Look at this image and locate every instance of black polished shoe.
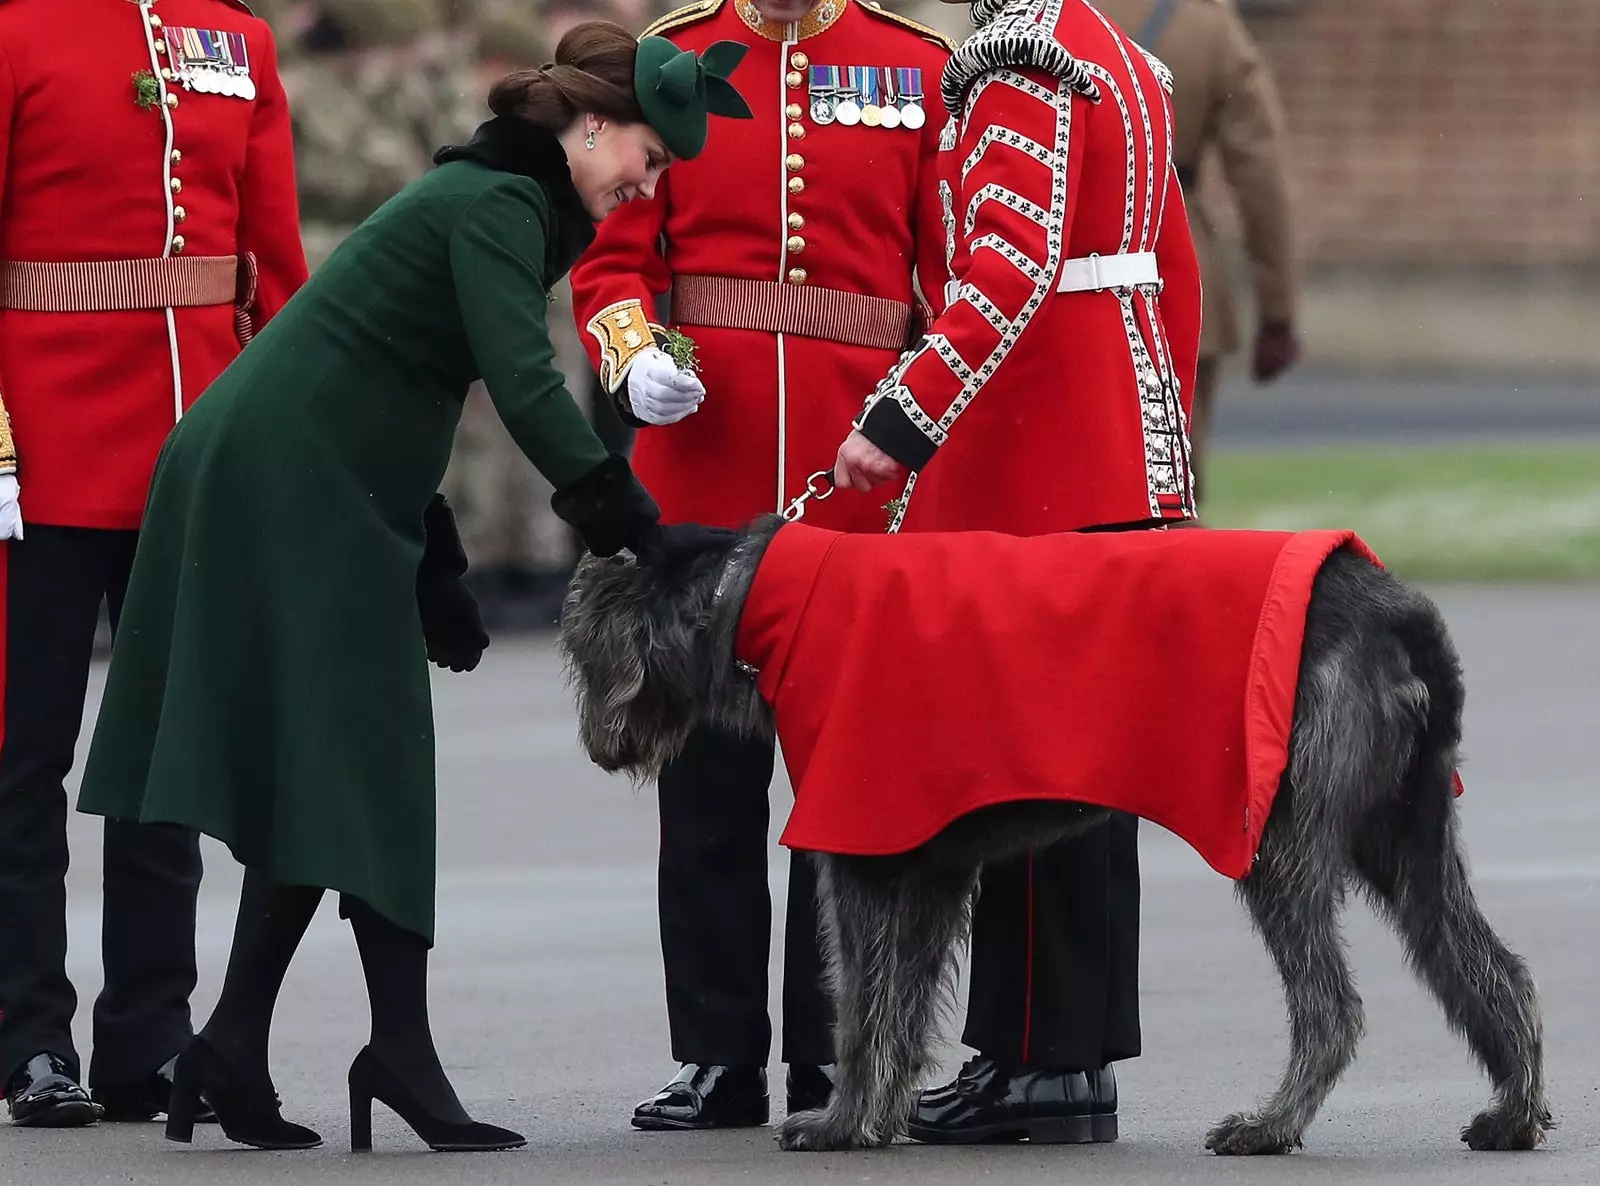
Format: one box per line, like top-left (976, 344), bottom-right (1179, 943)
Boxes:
top-left (5, 1053), bottom-right (99, 1128)
top-left (631, 1063), bottom-right (769, 1131)
top-left (166, 1036), bottom-right (320, 1150)
top-left (907, 1056), bottom-right (1118, 1144)
top-left (785, 1063), bottom-right (835, 1113)
top-left (349, 1046), bottom-right (525, 1152)
top-left (93, 1054), bottom-right (218, 1123)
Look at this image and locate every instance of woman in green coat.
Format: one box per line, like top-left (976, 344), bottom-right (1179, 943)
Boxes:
top-left (76, 22), bottom-right (750, 1154)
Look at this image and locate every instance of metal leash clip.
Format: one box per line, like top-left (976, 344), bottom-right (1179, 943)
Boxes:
top-left (781, 469), bottom-right (837, 522)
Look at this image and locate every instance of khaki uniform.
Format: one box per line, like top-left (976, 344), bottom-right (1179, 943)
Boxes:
top-left (1089, 0), bottom-right (1296, 491)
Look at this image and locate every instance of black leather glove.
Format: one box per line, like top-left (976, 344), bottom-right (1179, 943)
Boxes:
top-left (551, 454), bottom-right (662, 558)
top-left (416, 494), bottom-right (489, 673)
top-left (631, 523), bottom-right (742, 569)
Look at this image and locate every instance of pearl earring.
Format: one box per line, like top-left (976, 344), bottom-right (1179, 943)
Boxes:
top-left (585, 129), bottom-right (597, 150)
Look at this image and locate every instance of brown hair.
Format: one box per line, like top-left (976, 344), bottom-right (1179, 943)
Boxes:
top-left (487, 22), bottom-right (646, 132)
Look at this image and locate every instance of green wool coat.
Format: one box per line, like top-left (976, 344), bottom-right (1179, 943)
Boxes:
top-left (76, 119), bottom-right (609, 943)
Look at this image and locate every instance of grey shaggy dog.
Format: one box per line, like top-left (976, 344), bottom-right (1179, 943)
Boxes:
top-left (559, 514), bottom-right (1552, 1156)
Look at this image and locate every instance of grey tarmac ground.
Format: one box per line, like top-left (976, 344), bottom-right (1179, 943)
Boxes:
top-left (2, 579), bottom-right (1597, 1185)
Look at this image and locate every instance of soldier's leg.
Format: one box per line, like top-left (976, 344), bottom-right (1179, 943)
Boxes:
top-left (634, 725), bottom-right (775, 1129)
top-left (89, 529), bottom-right (204, 1093)
top-left (780, 850), bottom-right (836, 1095)
top-left (1187, 356), bottom-right (1222, 506)
top-left (912, 815), bottom-right (1138, 1144)
top-left (0, 528), bottom-right (110, 1089)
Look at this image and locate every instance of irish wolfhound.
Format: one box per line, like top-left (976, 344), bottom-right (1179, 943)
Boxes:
top-left (558, 514), bottom-right (1550, 1156)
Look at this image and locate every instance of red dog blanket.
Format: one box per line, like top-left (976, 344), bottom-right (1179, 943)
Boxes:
top-left (735, 522), bottom-right (1413, 879)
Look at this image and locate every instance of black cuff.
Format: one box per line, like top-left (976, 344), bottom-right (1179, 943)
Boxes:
top-left (419, 493), bottom-right (469, 582)
top-left (550, 454), bottom-right (662, 558)
top-left (859, 398), bottom-right (939, 472)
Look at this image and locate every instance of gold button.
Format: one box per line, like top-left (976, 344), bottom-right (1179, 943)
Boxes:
top-left (788, 122), bottom-right (805, 140)
top-left (787, 235), bottom-right (806, 254)
top-left (787, 268), bottom-right (807, 285)
top-left (790, 52), bottom-right (809, 70)
top-left (164, 93), bottom-right (179, 109)
top-left (786, 70), bottom-right (803, 88)
top-left (161, 68), bottom-right (175, 82)
top-left (173, 205), bottom-right (187, 222)
top-left (171, 235), bottom-right (186, 253)
top-left (788, 212), bottom-right (805, 231)
top-left (786, 103), bottom-right (803, 120)
top-left (788, 177), bottom-right (805, 194)
top-left (170, 177), bottom-right (183, 193)
top-left (154, 39), bottom-right (167, 55)
top-left (785, 153), bottom-right (804, 172)
top-left (148, 13), bottom-right (163, 28)
top-left (170, 149), bottom-right (182, 165)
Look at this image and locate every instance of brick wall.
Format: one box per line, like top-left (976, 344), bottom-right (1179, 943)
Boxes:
top-left (1242, 0), bottom-right (1600, 269)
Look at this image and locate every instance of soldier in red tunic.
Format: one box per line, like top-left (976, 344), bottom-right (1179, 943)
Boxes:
top-left (832, 0), bottom-right (1203, 1145)
top-left (569, 0), bottom-right (952, 1130)
top-left (0, 0), bottom-right (306, 1126)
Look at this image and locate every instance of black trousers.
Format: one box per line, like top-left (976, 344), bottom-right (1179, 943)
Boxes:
top-left (0, 526), bottom-right (202, 1089)
top-left (655, 724), bottom-right (834, 1067)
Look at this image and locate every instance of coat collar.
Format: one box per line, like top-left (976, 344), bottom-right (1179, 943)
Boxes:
top-left (732, 0), bottom-right (847, 42)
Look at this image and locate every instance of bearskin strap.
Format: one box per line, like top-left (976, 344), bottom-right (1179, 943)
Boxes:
top-left (941, 3), bottom-right (1101, 115)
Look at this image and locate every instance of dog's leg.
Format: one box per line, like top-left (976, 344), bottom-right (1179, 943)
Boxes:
top-left (1206, 788), bottom-right (1364, 1156)
top-left (1353, 776), bottom-right (1552, 1151)
top-left (779, 855), bottom-right (975, 1152)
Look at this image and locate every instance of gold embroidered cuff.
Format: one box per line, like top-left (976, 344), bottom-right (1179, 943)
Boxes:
top-left (0, 393), bottom-right (15, 473)
top-left (586, 299), bottom-right (663, 392)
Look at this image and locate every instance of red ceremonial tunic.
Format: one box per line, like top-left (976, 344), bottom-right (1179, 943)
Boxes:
top-left (735, 523), bottom-right (1381, 879)
top-left (0, 0), bottom-right (306, 528)
top-left (856, 0), bottom-right (1203, 534)
top-left (569, 0), bottom-right (952, 532)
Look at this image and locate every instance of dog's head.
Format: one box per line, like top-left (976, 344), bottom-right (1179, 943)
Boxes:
top-left (558, 516), bottom-right (782, 782)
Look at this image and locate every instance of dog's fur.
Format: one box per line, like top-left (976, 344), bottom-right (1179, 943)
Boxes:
top-left (559, 514), bottom-right (1551, 1155)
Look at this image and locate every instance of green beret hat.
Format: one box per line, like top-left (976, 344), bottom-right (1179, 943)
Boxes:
top-left (634, 37), bottom-right (753, 161)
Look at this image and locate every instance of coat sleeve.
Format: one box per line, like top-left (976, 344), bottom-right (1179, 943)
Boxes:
top-left (450, 180), bottom-right (611, 491)
top-left (1154, 163), bottom-right (1201, 418)
top-left (566, 172), bottom-right (673, 394)
top-left (1211, 5), bottom-right (1295, 328)
top-left (236, 23), bottom-right (309, 328)
top-left (0, 43), bottom-right (14, 475)
top-left (857, 67), bottom-right (1085, 472)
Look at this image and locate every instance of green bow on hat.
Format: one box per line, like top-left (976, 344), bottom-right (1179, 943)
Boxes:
top-left (635, 37), bottom-right (754, 161)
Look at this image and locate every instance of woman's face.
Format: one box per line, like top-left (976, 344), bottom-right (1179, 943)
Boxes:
top-left (572, 118), bottom-right (674, 221)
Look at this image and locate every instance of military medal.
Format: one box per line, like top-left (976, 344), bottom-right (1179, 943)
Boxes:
top-left (809, 65), bottom-right (840, 126)
top-left (833, 66), bottom-right (862, 127)
top-left (855, 67), bottom-right (883, 128)
top-left (877, 68), bottom-right (902, 130)
top-left (169, 26), bottom-right (256, 100)
top-left (896, 67), bottom-right (927, 130)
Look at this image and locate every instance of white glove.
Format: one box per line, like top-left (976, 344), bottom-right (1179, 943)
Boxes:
top-left (626, 347), bottom-right (705, 426)
top-left (0, 473), bottom-right (21, 542)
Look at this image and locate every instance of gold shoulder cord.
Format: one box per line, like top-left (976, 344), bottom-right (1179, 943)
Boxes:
top-left (857, 3), bottom-right (957, 51)
top-left (640, 0), bottom-right (726, 40)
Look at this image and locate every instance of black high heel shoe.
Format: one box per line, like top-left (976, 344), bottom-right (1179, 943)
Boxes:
top-left (165, 1036), bottom-right (321, 1150)
top-left (348, 1046), bottom-right (526, 1153)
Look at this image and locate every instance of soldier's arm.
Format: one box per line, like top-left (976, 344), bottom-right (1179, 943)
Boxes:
top-left (857, 67), bottom-right (1086, 472)
top-left (910, 78), bottom-right (953, 326)
top-left (0, 43), bottom-right (15, 476)
top-left (567, 173), bottom-right (674, 396)
top-left (236, 23), bottom-right (309, 326)
top-left (1154, 162), bottom-right (1203, 418)
top-left (1211, 6), bottom-right (1295, 330)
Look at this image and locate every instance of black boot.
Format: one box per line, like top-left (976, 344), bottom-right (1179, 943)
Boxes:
top-left (908, 1056), bottom-right (1118, 1144)
top-left (92, 1052), bottom-right (217, 1123)
top-left (784, 1064), bottom-right (835, 1113)
top-left (632, 1063), bottom-right (769, 1130)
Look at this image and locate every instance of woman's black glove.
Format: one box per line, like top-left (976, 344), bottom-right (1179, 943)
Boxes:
top-left (552, 454), bottom-right (662, 558)
top-left (416, 494), bottom-right (489, 673)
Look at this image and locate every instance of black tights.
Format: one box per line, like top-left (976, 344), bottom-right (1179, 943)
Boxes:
top-left (199, 870), bottom-right (467, 1123)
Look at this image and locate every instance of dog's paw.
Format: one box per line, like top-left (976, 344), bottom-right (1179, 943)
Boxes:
top-left (778, 1109), bottom-right (878, 1152)
top-left (1205, 1112), bottom-right (1303, 1156)
top-left (1460, 1105), bottom-right (1553, 1152)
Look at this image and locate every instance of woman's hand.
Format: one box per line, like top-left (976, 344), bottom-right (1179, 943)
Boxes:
top-left (834, 430), bottom-right (905, 493)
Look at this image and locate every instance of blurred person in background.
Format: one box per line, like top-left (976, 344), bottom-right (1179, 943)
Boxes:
top-left (0, 0), bottom-right (305, 1128)
top-left (570, 0), bottom-right (953, 1133)
top-left (1097, 0), bottom-right (1300, 504)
